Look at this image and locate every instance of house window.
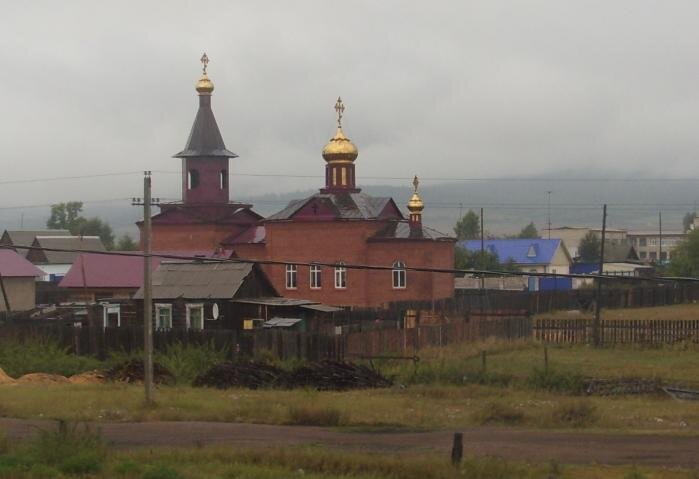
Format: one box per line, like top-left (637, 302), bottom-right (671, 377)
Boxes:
top-left (219, 169), bottom-right (228, 189)
top-left (155, 304), bottom-right (172, 330)
top-left (103, 304), bottom-right (120, 329)
top-left (285, 264), bottom-right (297, 289)
top-left (639, 238), bottom-right (647, 247)
top-left (392, 261), bottom-right (406, 289)
top-left (334, 262), bottom-right (347, 289)
top-left (186, 303), bottom-right (204, 330)
top-left (187, 169), bottom-right (199, 189)
top-left (310, 264), bottom-right (322, 289)
top-left (649, 238), bottom-right (657, 246)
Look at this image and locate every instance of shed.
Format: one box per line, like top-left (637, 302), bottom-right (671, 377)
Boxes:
top-left (26, 236), bottom-right (106, 282)
top-left (133, 261), bottom-right (277, 330)
top-left (0, 249), bottom-right (45, 312)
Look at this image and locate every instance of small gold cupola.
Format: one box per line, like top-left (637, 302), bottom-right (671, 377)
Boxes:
top-left (320, 97), bottom-right (361, 193)
top-left (407, 176), bottom-right (424, 235)
top-left (195, 53), bottom-right (214, 95)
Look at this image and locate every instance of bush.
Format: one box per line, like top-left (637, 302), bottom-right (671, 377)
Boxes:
top-left (526, 368), bottom-right (586, 394)
top-left (549, 400), bottom-right (597, 428)
top-left (287, 405), bottom-right (344, 426)
top-left (472, 401), bottom-right (525, 425)
top-left (155, 341), bottom-right (228, 385)
top-left (0, 336), bottom-right (102, 377)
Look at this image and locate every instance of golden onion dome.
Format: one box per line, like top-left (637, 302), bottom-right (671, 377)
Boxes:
top-left (322, 127), bottom-right (359, 163)
top-left (407, 176), bottom-right (424, 213)
top-left (196, 73), bottom-right (214, 94)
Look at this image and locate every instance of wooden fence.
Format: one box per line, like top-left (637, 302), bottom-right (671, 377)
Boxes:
top-left (0, 314), bottom-right (532, 361)
top-left (533, 318), bottom-right (699, 345)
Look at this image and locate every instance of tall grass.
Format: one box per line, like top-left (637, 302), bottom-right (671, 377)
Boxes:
top-left (0, 336), bottom-right (102, 378)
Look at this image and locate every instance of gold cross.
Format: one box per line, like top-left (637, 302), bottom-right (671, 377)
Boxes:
top-left (334, 97), bottom-right (345, 127)
top-left (413, 175), bottom-right (419, 193)
top-left (200, 53), bottom-right (209, 74)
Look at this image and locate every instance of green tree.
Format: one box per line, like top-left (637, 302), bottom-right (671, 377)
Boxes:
top-left (682, 212), bottom-right (695, 233)
top-left (668, 229), bottom-right (699, 277)
top-left (455, 247), bottom-right (519, 272)
top-left (578, 231), bottom-right (601, 263)
top-left (454, 210), bottom-right (480, 240)
top-left (46, 201), bottom-right (83, 230)
top-left (115, 234), bottom-right (138, 251)
top-left (517, 222), bottom-right (540, 239)
top-left (46, 202), bottom-right (115, 250)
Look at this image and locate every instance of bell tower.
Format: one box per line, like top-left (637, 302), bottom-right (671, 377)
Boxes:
top-left (320, 97), bottom-right (360, 193)
top-left (173, 53), bottom-right (237, 204)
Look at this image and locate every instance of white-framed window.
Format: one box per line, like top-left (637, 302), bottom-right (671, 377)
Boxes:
top-left (334, 262), bottom-right (347, 289)
top-left (310, 264), bottom-right (322, 289)
top-left (155, 303), bottom-right (173, 330)
top-left (285, 264), bottom-right (297, 289)
top-left (102, 304), bottom-right (121, 329)
top-left (186, 303), bottom-right (204, 330)
top-left (392, 261), bottom-right (406, 289)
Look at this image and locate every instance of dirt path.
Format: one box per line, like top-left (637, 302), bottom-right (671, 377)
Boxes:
top-left (2, 418), bottom-right (698, 467)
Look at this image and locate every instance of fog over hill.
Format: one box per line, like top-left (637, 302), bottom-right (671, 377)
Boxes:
top-left (2, 170), bottom-right (694, 240)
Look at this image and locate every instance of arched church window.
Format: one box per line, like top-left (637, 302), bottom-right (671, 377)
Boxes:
top-left (220, 169), bottom-right (228, 190)
top-left (188, 169), bottom-right (200, 189)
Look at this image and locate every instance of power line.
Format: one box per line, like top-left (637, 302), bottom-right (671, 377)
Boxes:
top-left (3, 244), bottom-right (696, 284)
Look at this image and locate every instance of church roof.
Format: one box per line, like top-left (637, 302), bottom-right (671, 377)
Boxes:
top-left (369, 221), bottom-right (454, 242)
top-left (266, 192), bottom-right (401, 221)
top-left (173, 95), bottom-right (237, 158)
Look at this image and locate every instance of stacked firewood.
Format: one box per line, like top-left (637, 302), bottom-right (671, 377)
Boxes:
top-left (193, 360), bottom-right (392, 391)
top-left (105, 359), bottom-right (175, 385)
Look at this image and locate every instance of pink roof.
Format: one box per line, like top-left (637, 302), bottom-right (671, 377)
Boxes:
top-left (0, 249), bottom-right (45, 277)
top-left (58, 250), bottom-right (224, 289)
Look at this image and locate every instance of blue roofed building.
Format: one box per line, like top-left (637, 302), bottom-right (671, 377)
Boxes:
top-left (457, 239), bottom-right (573, 291)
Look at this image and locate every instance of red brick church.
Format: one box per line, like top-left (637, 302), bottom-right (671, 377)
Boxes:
top-left (143, 57), bottom-right (455, 308)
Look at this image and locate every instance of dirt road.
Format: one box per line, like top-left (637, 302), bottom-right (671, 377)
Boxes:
top-left (2, 418), bottom-right (698, 467)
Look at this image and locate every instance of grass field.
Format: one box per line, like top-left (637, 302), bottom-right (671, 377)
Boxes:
top-left (535, 303), bottom-right (699, 321)
top-left (0, 426), bottom-right (696, 478)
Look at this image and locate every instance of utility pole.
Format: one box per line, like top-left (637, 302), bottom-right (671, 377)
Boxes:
top-left (0, 272), bottom-right (11, 316)
top-left (658, 211), bottom-right (663, 266)
top-left (593, 204), bottom-right (607, 347)
top-left (480, 207), bottom-right (485, 316)
top-left (133, 172), bottom-right (158, 405)
top-left (547, 191), bottom-right (552, 239)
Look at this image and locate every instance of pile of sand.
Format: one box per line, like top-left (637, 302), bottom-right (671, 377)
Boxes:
top-left (69, 370), bottom-right (106, 385)
top-left (0, 367), bottom-right (16, 385)
top-left (16, 373), bottom-right (70, 384)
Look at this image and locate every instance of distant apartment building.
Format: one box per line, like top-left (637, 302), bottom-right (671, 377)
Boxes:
top-left (542, 226), bottom-right (627, 258)
top-left (627, 231), bottom-right (686, 262)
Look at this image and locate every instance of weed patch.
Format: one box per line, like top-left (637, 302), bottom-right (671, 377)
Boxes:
top-left (287, 405), bottom-right (344, 426)
top-left (472, 401), bottom-right (525, 426)
top-left (548, 400), bottom-right (598, 428)
top-left (0, 336), bottom-right (101, 377)
top-left (526, 368), bottom-right (586, 394)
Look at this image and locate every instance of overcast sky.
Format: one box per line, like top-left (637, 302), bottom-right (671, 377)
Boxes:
top-left (2, 0), bottom-right (699, 212)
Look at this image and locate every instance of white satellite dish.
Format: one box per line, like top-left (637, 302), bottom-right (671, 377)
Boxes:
top-left (212, 303), bottom-right (220, 320)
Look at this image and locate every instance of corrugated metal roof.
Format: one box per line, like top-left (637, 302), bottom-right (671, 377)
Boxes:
top-left (0, 249), bottom-right (45, 277)
top-left (370, 221), bottom-right (453, 241)
top-left (133, 261), bottom-right (254, 300)
top-left (232, 297), bottom-right (315, 306)
top-left (263, 317), bottom-right (303, 328)
top-left (458, 239), bottom-right (566, 265)
top-left (32, 236), bottom-right (106, 264)
top-left (1, 230), bottom-right (70, 257)
top-left (266, 192), bottom-right (396, 221)
top-left (59, 253), bottom-right (160, 289)
top-left (299, 303), bottom-right (344, 313)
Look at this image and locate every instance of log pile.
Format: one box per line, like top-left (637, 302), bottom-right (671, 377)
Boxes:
top-left (285, 360), bottom-right (392, 391)
top-left (106, 359), bottom-right (174, 385)
top-left (585, 378), bottom-right (661, 396)
top-left (193, 360), bottom-right (392, 391)
top-left (192, 361), bottom-right (286, 389)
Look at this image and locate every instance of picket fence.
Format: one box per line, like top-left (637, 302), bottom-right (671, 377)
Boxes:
top-left (533, 317), bottom-right (699, 345)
